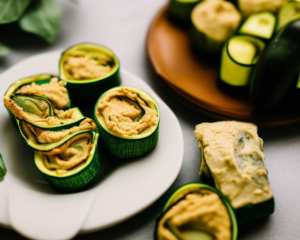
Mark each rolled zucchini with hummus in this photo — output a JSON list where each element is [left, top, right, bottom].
[[94, 86, 159, 159], [59, 43, 121, 104], [34, 127, 100, 192], [155, 183, 238, 240], [194, 121, 274, 225], [3, 74, 85, 130], [190, 0, 241, 55]]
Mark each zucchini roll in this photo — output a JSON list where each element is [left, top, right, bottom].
[[168, 0, 201, 23], [219, 35, 265, 95], [277, 1, 300, 31], [95, 86, 159, 159], [3, 75, 85, 130], [194, 121, 274, 225], [155, 183, 238, 240], [190, 0, 241, 55], [34, 130, 100, 192], [59, 43, 121, 104]]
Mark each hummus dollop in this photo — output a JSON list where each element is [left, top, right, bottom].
[[64, 50, 113, 80], [194, 121, 273, 208], [16, 78, 69, 109], [192, 0, 241, 41], [239, 0, 288, 17], [97, 87, 158, 137], [157, 188, 231, 240]]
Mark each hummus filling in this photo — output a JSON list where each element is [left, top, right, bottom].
[[39, 132, 93, 175], [21, 118, 97, 144], [64, 50, 114, 80], [157, 188, 231, 240], [16, 78, 69, 109], [97, 88, 158, 137], [192, 0, 241, 41], [239, 0, 287, 17], [194, 121, 273, 209]]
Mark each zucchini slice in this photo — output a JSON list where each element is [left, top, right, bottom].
[[219, 35, 265, 94], [194, 121, 275, 225], [94, 86, 159, 159], [17, 118, 97, 152], [0, 153, 7, 181], [238, 12, 276, 40], [59, 43, 121, 104], [168, 0, 201, 23], [34, 131, 100, 192], [155, 183, 238, 240], [249, 19, 300, 110], [276, 1, 300, 31], [190, 0, 241, 55]]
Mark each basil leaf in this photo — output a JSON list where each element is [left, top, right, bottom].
[[0, 153, 7, 181], [19, 0, 61, 43], [0, 42, 10, 56], [0, 0, 32, 24]]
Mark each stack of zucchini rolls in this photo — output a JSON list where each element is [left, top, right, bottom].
[[3, 43, 160, 192]]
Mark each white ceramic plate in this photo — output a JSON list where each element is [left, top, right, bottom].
[[0, 52, 183, 240]]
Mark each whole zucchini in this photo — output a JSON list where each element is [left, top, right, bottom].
[[249, 19, 300, 110]]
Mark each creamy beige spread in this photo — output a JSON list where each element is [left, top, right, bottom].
[[157, 188, 231, 240], [22, 118, 96, 144], [192, 0, 241, 41], [39, 132, 93, 175], [97, 87, 158, 137], [16, 78, 69, 109], [64, 50, 113, 80], [194, 121, 273, 209], [239, 0, 287, 17]]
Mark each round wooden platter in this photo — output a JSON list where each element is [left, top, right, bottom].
[[146, 4, 300, 127]]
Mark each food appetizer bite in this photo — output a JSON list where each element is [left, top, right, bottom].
[[237, 0, 287, 18], [155, 183, 238, 240], [94, 86, 159, 159], [194, 121, 274, 225], [59, 43, 121, 104], [190, 0, 241, 55], [33, 118, 100, 192], [3, 74, 84, 130]]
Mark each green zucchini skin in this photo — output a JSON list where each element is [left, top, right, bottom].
[[154, 183, 238, 240], [34, 132, 100, 193], [59, 43, 121, 104], [94, 86, 160, 159], [98, 122, 159, 159], [249, 19, 300, 110]]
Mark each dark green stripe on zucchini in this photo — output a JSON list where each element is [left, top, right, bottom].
[[34, 132, 100, 192], [168, 0, 201, 24], [59, 43, 121, 104], [219, 35, 265, 96], [94, 86, 160, 159], [154, 183, 238, 240], [249, 19, 300, 110]]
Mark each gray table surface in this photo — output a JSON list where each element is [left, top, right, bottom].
[[1, 0, 300, 239]]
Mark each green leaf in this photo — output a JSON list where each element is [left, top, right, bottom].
[[0, 0, 31, 24], [0, 153, 7, 181], [0, 42, 10, 56], [19, 0, 61, 43]]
